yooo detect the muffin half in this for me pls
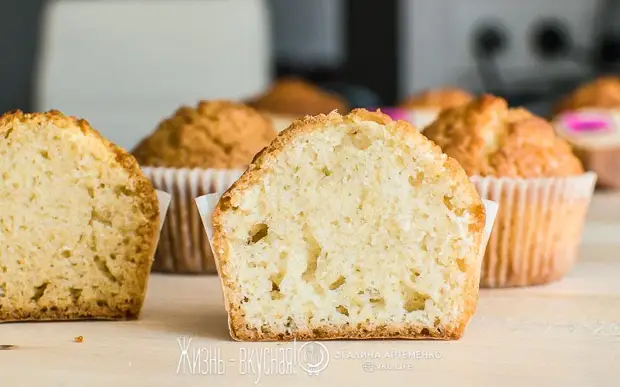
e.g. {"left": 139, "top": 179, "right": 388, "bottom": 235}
{"left": 0, "top": 110, "right": 160, "bottom": 321}
{"left": 211, "top": 109, "right": 486, "bottom": 341}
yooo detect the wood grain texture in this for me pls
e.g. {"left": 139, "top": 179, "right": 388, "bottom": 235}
{"left": 0, "top": 194, "right": 619, "bottom": 387}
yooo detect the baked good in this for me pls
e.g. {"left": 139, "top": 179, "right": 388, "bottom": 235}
{"left": 247, "top": 78, "right": 348, "bottom": 132}
{"left": 211, "top": 109, "right": 486, "bottom": 341}
{"left": 135, "top": 101, "right": 276, "bottom": 274}
{"left": 553, "top": 76, "right": 620, "bottom": 116}
{"left": 425, "top": 95, "right": 596, "bottom": 287}
{"left": 0, "top": 110, "right": 160, "bottom": 322}
{"left": 400, "top": 88, "right": 474, "bottom": 110}
{"left": 398, "top": 88, "right": 474, "bottom": 131}
{"left": 553, "top": 77, "right": 620, "bottom": 189}
{"left": 554, "top": 110, "right": 620, "bottom": 188}
{"left": 133, "top": 100, "right": 276, "bottom": 169}
{"left": 424, "top": 95, "right": 584, "bottom": 177}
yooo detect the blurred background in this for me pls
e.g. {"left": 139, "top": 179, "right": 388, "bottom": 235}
{"left": 2, "top": 0, "right": 619, "bottom": 149}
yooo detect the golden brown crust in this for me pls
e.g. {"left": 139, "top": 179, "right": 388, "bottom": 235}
{"left": 246, "top": 78, "right": 348, "bottom": 117}
{"left": 132, "top": 101, "right": 277, "bottom": 169}
{"left": 399, "top": 88, "right": 474, "bottom": 110}
{"left": 0, "top": 110, "right": 160, "bottom": 321}
{"left": 212, "top": 109, "right": 485, "bottom": 341}
{"left": 423, "top": 94, "right": 584, "bottom": 178}
{"left": 554, "top": 76, "right": 620, "bottom": 116}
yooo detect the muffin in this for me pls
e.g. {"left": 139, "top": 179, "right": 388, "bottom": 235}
{"left": 0, "top": 110, "right": 162, "bottom": 321}
{"left": 247, "top": 78, "right": 349, "bottom": 132}
{"left": 553, "top": 76, "right": 620, "bottom": 189}
{"left": 398, "top": 88, "right": 474, "bottom": 130}
{"left": 210, "top": 109, "right": 488, "bottom": 341}
{"left": 135, "top": 100, "right": 277, "bottom": 274}
{"left": 425, "top": 95, "right": 597, "bottom": 288}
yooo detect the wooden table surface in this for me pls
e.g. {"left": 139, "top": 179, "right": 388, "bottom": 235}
{"left": 1, "top": 192, "right": 619, "bottom": 387}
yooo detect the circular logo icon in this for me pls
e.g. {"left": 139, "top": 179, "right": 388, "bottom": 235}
{"left": 297, "top": 342, "right": 330, "bottom": 376}
{"left": 361, "top": 361, "right": 375, "bottom": 373}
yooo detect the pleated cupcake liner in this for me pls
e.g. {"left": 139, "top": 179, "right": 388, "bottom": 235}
{"left": 142, "top": 167, "right": 244, "bottom": 274}
{"left": 471, "top": 172, "right": 597, "bottom": 288}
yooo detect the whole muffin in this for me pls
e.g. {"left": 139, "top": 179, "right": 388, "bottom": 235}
{"left": 398, "top": 88, "right": 474, "bottom": 131}
{"left": 134, "top": 100, "right": 276, "bottom": 169}
{"left": 135, "top": 100, "right": 277, "bottom": 274}
{"left": 247, "top": 78, "right": 348, "bottom": 132}
{"left": 400, "top": 88, "right": 474, "bottom": 110}
{"left": 553, "top": 76, "right": 620, "bottom": 115}
{"left": 553, "top": 76, "right": 620, "bottom": 189}
{"left": 425, "top": 95, "right": 596, "bottom": 287}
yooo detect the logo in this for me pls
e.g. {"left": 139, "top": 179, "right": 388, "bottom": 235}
{"left": 296, "top": 342, "right": 330, "bottom": 376}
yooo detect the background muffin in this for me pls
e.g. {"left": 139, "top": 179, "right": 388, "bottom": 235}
{"left": 136, "top": 100, "right": 277, "bottom": 274}
{"left": 246, "top": 78, "right": 349, "bottom": 132}
{"left": 553, "top": 76, "right": 620, "bottom": 116}
{"left": 134, "top": 100, "right": 275, "bottom": 169}
{"left": 552, "top": 76, "right": 620, "bottom": 189}
{"left": 425, "top": 95, "right": 596, "bottom": 287}
{"left": 398, "top": 87, "right": 474, "bottom": 131}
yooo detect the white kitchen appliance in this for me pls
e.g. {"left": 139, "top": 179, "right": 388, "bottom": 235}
{"left": 35, "top": 0, "right": 272, "bottom": 151}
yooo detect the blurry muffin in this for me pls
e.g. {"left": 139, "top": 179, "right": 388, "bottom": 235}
{"left": 135, "top": 100, "right": 277, "bottom": 274}
{"left": 134, "top": 100, "right": 276, "bottom": 169}
{"left": 553, "top": 76, "right": 620, "bottom": 115}
{"left": 398, "top": 88, "right": 474, "bottom": 130}
{"left": 247, "top": 78, "right": 348, "bottom": 132}
{"left": 425, "top": 95, "right": 596, "bottom": 287}
{"left": 553, "top": 76, "right": 620, "bottom": 189}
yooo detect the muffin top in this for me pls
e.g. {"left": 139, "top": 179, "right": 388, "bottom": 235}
{"left": 247, "top": 78, "right": 348, "bottom": 117}
{"left": 399, "top": 88, "right": 474, "bottom": 110}
{"left": 424, "top": 95, "right": 584, "bottom": 178}
{"left": 554, "top": 76, "right": 620, "bottom": 116}
{"left": 133, "top": 101, "right": 276, "bottom": 169}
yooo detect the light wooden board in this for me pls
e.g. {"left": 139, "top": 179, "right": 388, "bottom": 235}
{"left": 1, "top": 194, "right": 619, "bottom": 387}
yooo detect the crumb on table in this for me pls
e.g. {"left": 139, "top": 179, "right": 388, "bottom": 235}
{"left": 74, "top": 336, "right": 84, "bottom": 343}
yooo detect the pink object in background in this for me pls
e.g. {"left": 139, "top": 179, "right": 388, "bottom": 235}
{"left": 377, "top": 107, "right": 409, "bottom": 121}
{"left": 562, "top": 112, "right": 613, "bottom": 133}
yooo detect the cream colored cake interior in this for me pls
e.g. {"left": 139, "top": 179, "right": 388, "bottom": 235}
{"left": 0, "top": 122, "right": 153, "bottom": 318}
{"left": 219, "top": 119, "right": 481, "bottom": 334}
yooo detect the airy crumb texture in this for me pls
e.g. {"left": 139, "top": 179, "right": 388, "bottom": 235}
{"left": 133, "top": 100, "right": 276, "bottom": 169}
{"left": 554, "top": 76, "right": 620, "bottom": 116}
{"left": 212, "top": 109, "right": 486, "bottom": 341}
{"left": 424, "top": 95, "right": 584, "bottom": 178}
{"left": 399, "top": 88, "right": 473, "bottom": 110}
{"left": 0, "top": 110, "right": 160, "bottom": 322}
{"left": 247, "top": 78, "right": 348, "bottom": 117}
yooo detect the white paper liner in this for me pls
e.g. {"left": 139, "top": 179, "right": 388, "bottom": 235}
{"left": 402, "top": 108, "right": 441, "bottom": 131}
{"left": 195, "top": 193, "right": 498, "bottom": 278}
{"left": 142, "top": 167, "right": 244, "bottom": 274}
{"left": 471, "top": 172, "right": 597, "bottom": 288}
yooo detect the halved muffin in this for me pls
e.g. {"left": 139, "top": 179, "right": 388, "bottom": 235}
{"left": 211, "top": 109, "right": 486, "bottom": 341}
{"left": 0, "top": 110, "right": 160, "bottom": 321}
